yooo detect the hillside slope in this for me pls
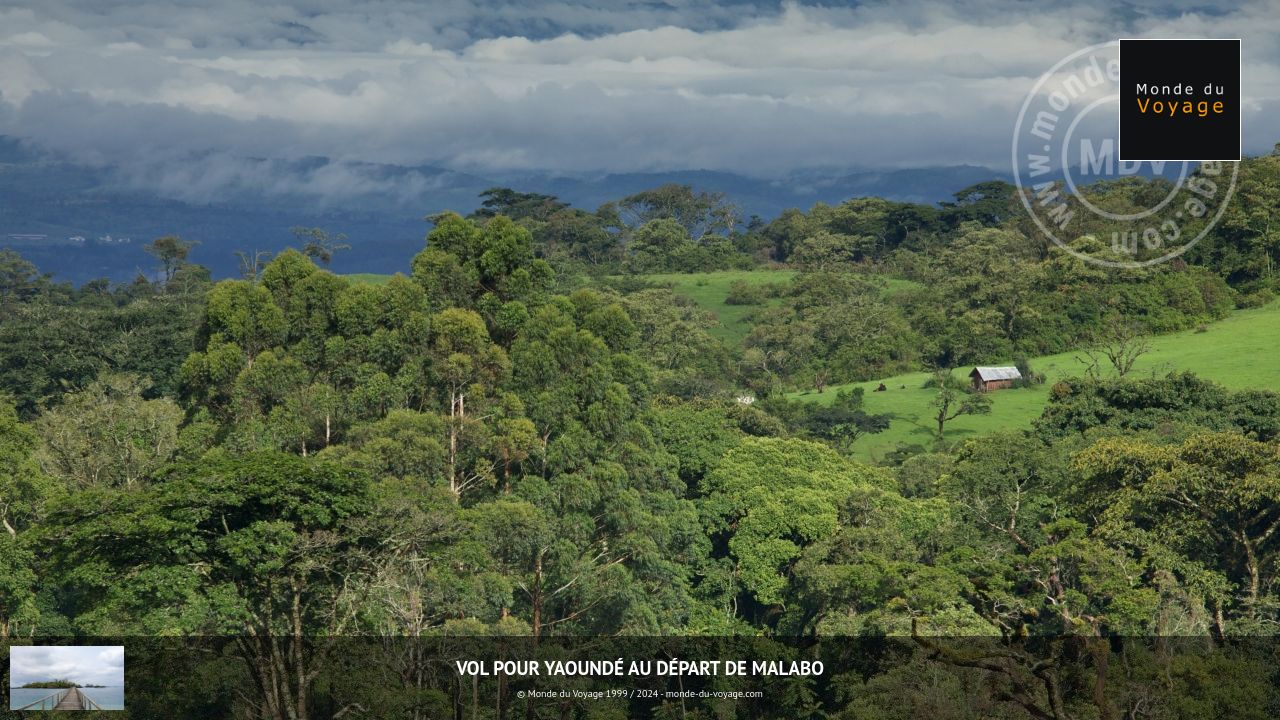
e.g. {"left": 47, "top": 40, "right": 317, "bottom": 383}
{"left": 793, "top": 300, "right": 1280, "bottom": 462}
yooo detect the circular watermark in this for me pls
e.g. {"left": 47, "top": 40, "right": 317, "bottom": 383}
{"left": 1012, "top": 41, "right": 1237, "bottom": 268}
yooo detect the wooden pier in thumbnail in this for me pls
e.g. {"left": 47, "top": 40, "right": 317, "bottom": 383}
{"left": 16, "top": 687, "right": 104, "bottom": 711}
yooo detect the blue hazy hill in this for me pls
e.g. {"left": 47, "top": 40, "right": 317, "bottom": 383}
{"left": 0, "top": 138, "right": 1006, "bottom": 283}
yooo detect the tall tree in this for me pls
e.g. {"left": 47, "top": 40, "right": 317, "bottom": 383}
{"left": 0, "top": 249, "right": 45, "bottom": 307}
{"left": 47, "top": 452, "right": 376, "bottom": 720}
{"left": 615, "top": 184, "right": 738, "bottom": 238}
{"left": 36, "top": 374, "right": 183, "bottom": 489}
{"left": 0, "top": 397, "right": 49, "bottom": 537}
{"left": 469, "top": 187, "right": 568, "bottom": 222}
{"left": 291, "top": 227, "right": 351, "bottom": 267}
{"left": 701, "top": 437, "right": 894, "bottom": 612}
{"left": 1077, "top": 432, "right": 1280, "bottom": 631}
{"left": 428, "top": 308, "right": 511, "bottom": 499}
{"left": 144, "top": 235, "right": 198, "bottom": 282}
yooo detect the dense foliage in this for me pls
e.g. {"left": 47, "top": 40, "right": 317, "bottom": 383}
{"left": 3, "top": 158, "right": 1280, "bottom": 718}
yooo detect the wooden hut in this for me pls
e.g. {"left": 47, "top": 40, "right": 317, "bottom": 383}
{"left": 969, "top": 366, "right": 1022, "bottom": 392}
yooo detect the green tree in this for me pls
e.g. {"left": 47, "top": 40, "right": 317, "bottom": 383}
{"left": 36, "top": 374, "right": 183, "bottom": 489}
{"left": 470, "top": 187, "right": 568, "bottom": 222}
{"left": 1036, "top": 372, "right": 1280, "bottom": 442}
{"left": 626, "top": 218, "right": 694, "bottom": 273}
{"left": 796, "top": 389, "right": 892, "bottom": 452}
{"left": 0, "top": 249, "right": 45, "bottom": 307}
{"left": 320, "top": 410, "right": 446, "bottom": 483}
{"left": 701, "top": 437, "right": 894, "bottom": 610}
{"left": 791, "top": 230, "right": 864, "bottom": 270}
{"left": 1077, "top": 432, "right": 1280, "bottom": 632}
{"left": 413, "top": 213, "right": 553, "bottom": 314}
{"left": 939, "top": 181, "right": 1017, "bottom": 227}
{"left": 931, "top": 370, "right": 992, "bottom": 440}
{"left": 48, "top": 452, "right": 375, "bottom": 719}
{"left": 0, "top": 397, "right": 49, "bottom": 536}
{"left": 430, "top": 308, "right": 512, "bottom": 499}
{"left": 926, "top": 432, "right": 1164, "bottom": 720}
{"left": 0, "top": 532, "right": 38, "bottom": 639}
{"left": 144, "top": 235, "right": 198, "bottom": 282}
{"left": 0, "top": 398, "right": 47, "bottom": 638}
{"left": 617, "top": 288, "right": 734, "bottom": 397}
{"left": 291, "top": 227, "right": 351, "bottom": 266}
{"left": 1088, "top": 313, "right": 1153, "bottom": 378}
{"left": 533, "top": 207, "right": 617, "bottom": 266}
{"left": 615, "top": 183, "right": 738, "bottom": 239}
{"left": 0, "top": 287, "right": 200, "bottom": 419}
{"left": 1200, "top": 152, "right": 1280, "bottom": 283}
{"left": 783, "top": 484, "right": 972, "bottom": 636}
{"left": 202, "top": 279, "right": 287, "bottom": 362}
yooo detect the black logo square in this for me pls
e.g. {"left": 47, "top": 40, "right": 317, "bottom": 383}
{"left": 1119, "top": 39, "right": 1240, "bottom": 161}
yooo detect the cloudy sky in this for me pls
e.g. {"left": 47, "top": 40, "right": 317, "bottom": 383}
{"left": 9, "top": 646, "right": 125, "bottom": 687}
{"left": 1, "top": 0, "right": 1279, "bottom": 187}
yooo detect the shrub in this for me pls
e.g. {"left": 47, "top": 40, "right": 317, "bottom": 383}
{"left": 1014, "top": 356, "right": 1045, "bottom": 387}
{"left": 725, "top": 280, "right": 768, "bottom": 305}
{"left": 1238, "top": 288, "right": 1276, "bottom": 309}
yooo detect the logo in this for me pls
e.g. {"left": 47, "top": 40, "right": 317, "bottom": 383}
{"left": 1119, "top": 39, "right": 1241, "bottom": 162}
{"left": 1012, "top": 41, "right": 1238, "bottom": 268}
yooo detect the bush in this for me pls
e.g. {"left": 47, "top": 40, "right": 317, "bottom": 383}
{"left": 725, "top": 280, "right": 768, "bottom": 306}
{"left": 920, "top": 371, "right": 969, "bottom": 390}
{"left": 1238, "top": 288, "right": 1276, "bottom": 309}
{"left": 1014, "top": 356, "right": 1045, "bottom": 387}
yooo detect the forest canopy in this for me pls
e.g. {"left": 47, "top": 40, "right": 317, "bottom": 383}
{"left": 3, "top": 157, "right": 1280, "bottom": 719}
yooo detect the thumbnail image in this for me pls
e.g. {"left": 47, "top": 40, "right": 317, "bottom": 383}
{"left": 9, "top": 646, "right": 124, "bottom": 712}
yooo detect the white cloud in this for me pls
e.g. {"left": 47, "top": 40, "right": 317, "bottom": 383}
{"left": 9, "top": 646, "right": 125, "bottom": 688}
{"left": 0, "top": 0, "right": 1276, "bottom": 196}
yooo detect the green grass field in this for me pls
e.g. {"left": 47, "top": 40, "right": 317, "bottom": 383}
{"left": 792, "top": 300, "right": 1280, "bottom": 463}
{"left": 639, "top": 270, "right": 919, "bottom": 344}
{"left": 639, "top": 270, "right": 796, "bottom": 343}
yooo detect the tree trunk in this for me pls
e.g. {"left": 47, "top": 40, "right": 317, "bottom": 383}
{"left": 453, "top": 673, "right": 464, "bottom": 720}
{"left": 1242, "top": 532, "right": 1261, "bottom": 611}
{"left": 292, "top": 582, "right": 308, "bottom": 720}
{"left": 531, "top": 552, "right": 543, "bottom": 639}
{"left": 498, "top": 671, "right": 507, "bottom": 720}
{"left": 448, "top": 391, "right": 465, "bottom": 498}
{"left": 1088, "top": 638, "right": 1117, "bottom": 720}
{"left": 1212, "top": 602, "right": 1226, "bottom": 645}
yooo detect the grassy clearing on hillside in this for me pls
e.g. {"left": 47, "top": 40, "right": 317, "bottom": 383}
{"left": 641, "top": 270, "right": 920, "bottom": 344}
{"left": 793, "top": 300, "right": 1280, "bottom": 463}
{"left": 640, "top": 270, "right": 796, "bottom": 343}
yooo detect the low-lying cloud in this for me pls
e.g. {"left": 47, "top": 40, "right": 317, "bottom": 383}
{"left": 2, "top": 0, "right": 1278, "bottom": 202}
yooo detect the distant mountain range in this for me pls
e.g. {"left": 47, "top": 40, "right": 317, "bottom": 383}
{"left": 0, "top": 136, "right": 1006, "bottom": 283}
